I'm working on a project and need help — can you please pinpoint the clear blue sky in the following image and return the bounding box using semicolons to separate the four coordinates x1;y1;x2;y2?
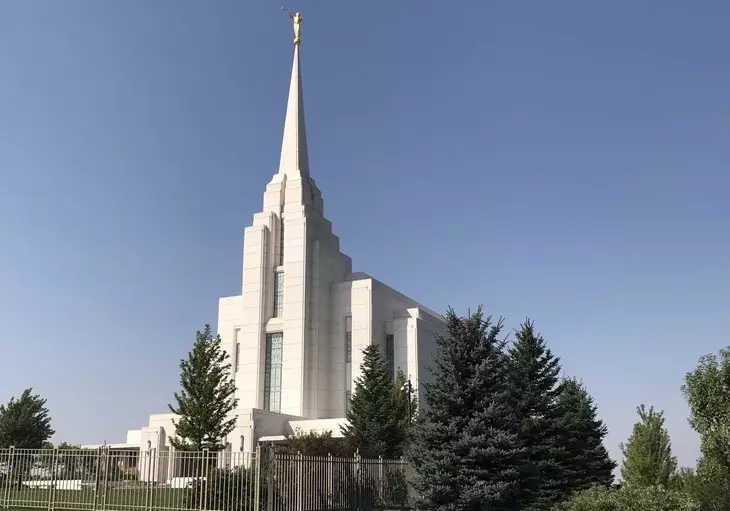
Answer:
1;0;728;469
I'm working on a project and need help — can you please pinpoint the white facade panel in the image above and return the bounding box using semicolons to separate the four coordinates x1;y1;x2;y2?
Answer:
108;43;444;455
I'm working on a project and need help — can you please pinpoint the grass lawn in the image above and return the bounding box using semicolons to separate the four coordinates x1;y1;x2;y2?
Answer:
4;487;190;511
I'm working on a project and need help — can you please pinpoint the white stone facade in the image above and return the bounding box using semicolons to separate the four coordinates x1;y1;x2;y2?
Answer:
87;44;444;462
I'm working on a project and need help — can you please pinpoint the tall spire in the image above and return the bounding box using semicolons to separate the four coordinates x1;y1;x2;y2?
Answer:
277;41;309;178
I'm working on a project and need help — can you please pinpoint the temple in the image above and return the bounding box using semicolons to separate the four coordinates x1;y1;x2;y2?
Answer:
83;34;444;476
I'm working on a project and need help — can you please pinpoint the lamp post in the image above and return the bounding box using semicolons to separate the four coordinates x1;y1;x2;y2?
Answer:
402;378;414;424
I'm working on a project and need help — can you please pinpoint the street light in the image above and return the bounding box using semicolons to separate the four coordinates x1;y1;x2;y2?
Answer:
402;377;414;423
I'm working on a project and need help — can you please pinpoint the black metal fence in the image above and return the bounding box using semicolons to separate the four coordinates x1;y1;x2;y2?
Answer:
0;447;410;511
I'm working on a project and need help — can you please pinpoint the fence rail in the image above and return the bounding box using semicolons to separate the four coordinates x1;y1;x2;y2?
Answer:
0;447;409;511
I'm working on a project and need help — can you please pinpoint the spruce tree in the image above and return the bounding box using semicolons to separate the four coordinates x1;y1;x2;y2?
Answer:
408;307;524;511
620;404;677;487
168;324;238;451
553;378;615;500
508;320;563;511
340;344;402;457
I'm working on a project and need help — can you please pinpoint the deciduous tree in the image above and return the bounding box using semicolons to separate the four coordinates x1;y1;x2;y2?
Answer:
0;389;54;449
555;484;698;511
682;348;730;471
168;324;238;451
278;429;350;457
682;347;730;510
620;404;677;488
392;369;417;432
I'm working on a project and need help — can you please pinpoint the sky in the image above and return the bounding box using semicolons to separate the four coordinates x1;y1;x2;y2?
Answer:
1;0;729;470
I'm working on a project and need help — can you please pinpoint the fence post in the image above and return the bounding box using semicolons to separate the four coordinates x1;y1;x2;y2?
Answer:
101;448;110;511
48;447;59;511
400;457;406;511
354;452;361;511
149;448;157;511
326;453;333;511
253;446;261;511
199;449;209;511
144;448;152;511
266;447;274;511
91;448;101;511
378;455;384;506
3;447;15;509
295;452;302;511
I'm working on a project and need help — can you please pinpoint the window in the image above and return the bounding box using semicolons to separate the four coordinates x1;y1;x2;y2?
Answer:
273;271;284;317
345;317;352;363
385;334;394;381
279;216;285;266
264;333;283;412
345;391;351;414
234;328;241;372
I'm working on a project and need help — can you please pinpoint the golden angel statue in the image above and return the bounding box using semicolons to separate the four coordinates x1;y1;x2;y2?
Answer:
289;11;303;45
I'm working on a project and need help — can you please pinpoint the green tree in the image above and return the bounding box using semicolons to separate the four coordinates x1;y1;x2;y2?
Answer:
692;456;730;511
682;347;730;511
671;466;718;508
392;369;417;432
553;378;616;500
278;429;350;457
340;344;402;457
673;467;699;492
407;307;524;511
555;484;699;511
508;319;563;511
0;389;54;448
682;348;730;472
168;324;238;451
620;404;677;488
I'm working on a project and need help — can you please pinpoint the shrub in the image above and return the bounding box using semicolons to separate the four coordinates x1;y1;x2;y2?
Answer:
555;485;699;511
184;467;258;511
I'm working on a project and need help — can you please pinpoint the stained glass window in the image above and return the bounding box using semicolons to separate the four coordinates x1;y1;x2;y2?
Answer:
279;216;285;266
234;328;241;372
345;317;352;363
273;272;284;317
264;332;283;412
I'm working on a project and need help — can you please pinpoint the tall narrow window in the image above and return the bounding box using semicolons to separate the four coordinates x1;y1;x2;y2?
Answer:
279;216;285;266
234;328;241;373
264;333;283;412
385;334;394;381
273;271;284;317
345;391;351;414
345;316;352;363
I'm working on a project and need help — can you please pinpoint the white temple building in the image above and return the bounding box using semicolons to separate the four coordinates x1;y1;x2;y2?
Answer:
84;38;444;468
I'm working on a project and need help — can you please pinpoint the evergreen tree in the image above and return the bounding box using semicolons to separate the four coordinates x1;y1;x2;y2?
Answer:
340;344;402;457
408;307;524;511
553;378;616;500
508;320;564;511
620;404;677;487
168;325;238;451
0;389;55;449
